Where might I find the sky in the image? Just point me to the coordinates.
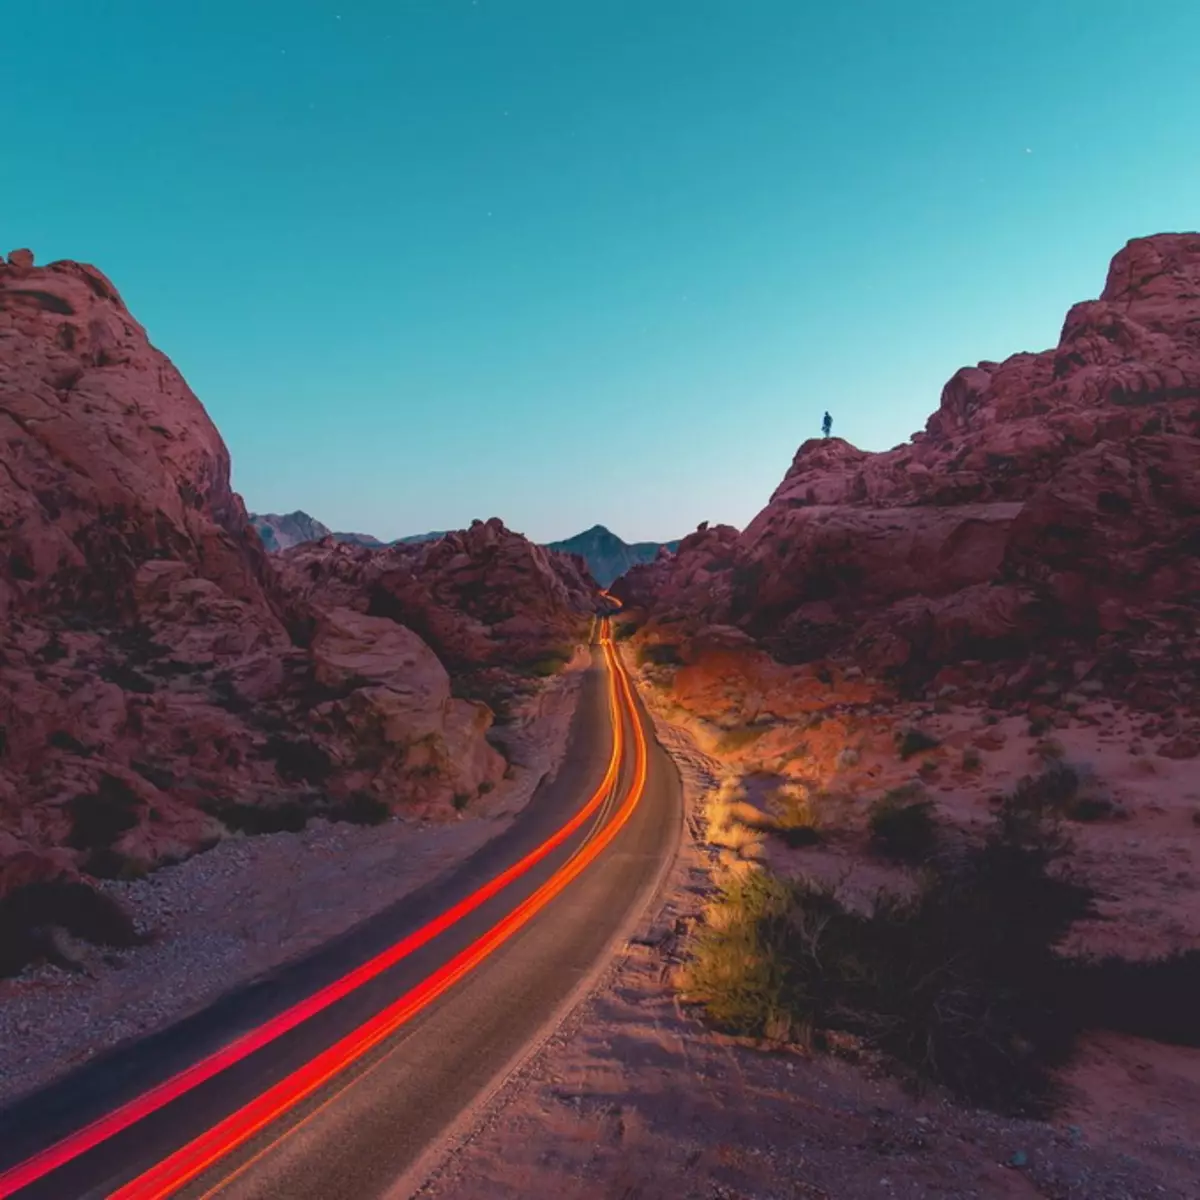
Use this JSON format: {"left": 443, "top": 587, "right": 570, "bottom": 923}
{"left": 4, "top": 1, "right": 1200, "bottom": 543}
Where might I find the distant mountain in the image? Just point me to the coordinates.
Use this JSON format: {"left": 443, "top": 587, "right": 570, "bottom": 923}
{"left": 250, "top": 513, "right": 675, "bottom": 585}
{"left": 249, "top": 513, "right": 450, "bottom": 552}
{"left": 250, "top": 511, "right": 332, "bottom": 552}
{"left": 546, "top": 524, "right": 679, "bottom": 587}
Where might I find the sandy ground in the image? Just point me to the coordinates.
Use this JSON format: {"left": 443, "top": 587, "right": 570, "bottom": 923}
{"left": 417, "top": 658, "right": 1200, "bottom": 1200}
{"left": 0, "top": 656, "right": 586, "bottom": 1108}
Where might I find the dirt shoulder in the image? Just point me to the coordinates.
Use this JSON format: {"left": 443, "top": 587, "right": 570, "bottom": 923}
{"left": 0, "top": 657, "right": 586, "bottom": 1109}
{"left": 416, "top": 656, "right": 1200, "bottom": 1200}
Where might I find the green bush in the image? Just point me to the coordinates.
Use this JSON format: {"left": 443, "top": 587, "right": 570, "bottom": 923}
{"left": 681, "top": 794, "right": 1098, "bottom": 1114}
{"left": 331, "top": 791, "right": 391, "bottom": 826}
{"left": 868, "top": 786, "right": 938, "bottom": 862}
{"left": 896, "top": 728, "right": 940, "bottom": 760}
{"left": 637, "top": 642, "right": 683, "bottom": 667}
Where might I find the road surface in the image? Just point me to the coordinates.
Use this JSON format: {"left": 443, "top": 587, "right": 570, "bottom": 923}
{"left": 0, "top": 616, "right": 681, "bottom": 1199}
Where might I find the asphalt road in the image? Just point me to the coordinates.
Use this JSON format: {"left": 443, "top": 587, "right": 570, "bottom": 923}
{"left": 0, "top": 618, "right": 682, "bottom": 1200}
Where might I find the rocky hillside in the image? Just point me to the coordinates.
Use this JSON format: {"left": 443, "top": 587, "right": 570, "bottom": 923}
{"left": 0, "top": 250, "right": 550, "bottom": 963}
{"left": 546, "top": 524, "right": 679, "bottom": 587}
{"left": 616, "top": 233, "right": 1200, "bottom": 712}
{"left": 278, "top": 519, "right": 598, "bottom": 712}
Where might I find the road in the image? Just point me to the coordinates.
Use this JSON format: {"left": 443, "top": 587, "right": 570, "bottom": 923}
{"left": 0, "top": 614, "right": 682, "bottom": 1200}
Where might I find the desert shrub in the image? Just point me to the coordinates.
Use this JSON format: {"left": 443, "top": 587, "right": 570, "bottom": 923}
{"left": 637, "top": 642, "right": 683, "bottom": 667}
{"left": 1028, "top": 715, "right": 1052, "bottom": 737}
{"left": 682, "top": 794, "right": 1096, "bottom": 1113}
{"left": 526, "top": 654, "right": 569, "bottom": 678}
{"left": 961, "top": 747, "right": 982, "bottom": 772}
{"left": 263, "top": 735, "right": 333, "bottom": 785}
{"left": 82, "top": 847, "right": 150, "bottom": 881}
{"left": 38, "top": 632, "right": 69, "bottom": 663}
{"left": 210, "top": 799, "right": 309, "bottom": 835}
{"left": 0, "top": 879, "right": 143, "bottom": 976}
{"left": 771, "top": 783, "right": 822, "bottom": 847}
{"left": 613, "top": 621, "right": 638, "bottom": 641}
{"left": 66, "top": 774, "right": 142, "bottom": 851}
{"left": 478, "top": 780, "right": 495, "bottom": 795}
{"left": 896, "top": 728, "right": 940, "bottom": 760}
{"left": 331, "top": 791, "right": 390, "bottom": 826}
{"left": 100, "top": 661, "right": 156, "bottom": 694}
{"left": 917, "top": 759, "right": 940, "bottom": 780}
{"left": 868, "top": 786, "right": 938, "bottom": 862}
{"left": 452, "top": 792, "right": 471, "bottom": 812}
{"left": 48, "top": 730, "right": 91, "bottom": 755}
{"left": 717, "top": 724, "right": 769, "bottom": 754}
{"left": 1004, "top": 762, "right": 1118, "bottom": 823}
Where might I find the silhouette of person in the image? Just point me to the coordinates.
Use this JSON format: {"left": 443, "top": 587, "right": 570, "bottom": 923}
{"left": 822, "top": 411, "right": 832, "bottom": 438}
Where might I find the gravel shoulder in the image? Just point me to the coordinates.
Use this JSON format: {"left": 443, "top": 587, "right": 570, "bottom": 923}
{"left": 0, "top": 659, "right": 586, "bottom": 1109}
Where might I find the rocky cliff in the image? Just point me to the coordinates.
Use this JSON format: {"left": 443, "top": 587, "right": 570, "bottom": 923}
{"left": 615, "top": 233, "right": 1200, "bottom": 711}
{"left": 0, "top": 250, "right": 515, "bottom": 942}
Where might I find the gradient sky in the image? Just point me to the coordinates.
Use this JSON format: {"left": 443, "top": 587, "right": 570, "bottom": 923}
{"left": 5, "top": 2, "right": 1199, "bottom": 542}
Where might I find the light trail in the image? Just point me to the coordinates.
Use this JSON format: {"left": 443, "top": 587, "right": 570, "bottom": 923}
{"left": 0, "top": 615, "right": 628, "bottom": 1199}
{"left": 109, "top": 623, "right": 649, "bottom": 1198}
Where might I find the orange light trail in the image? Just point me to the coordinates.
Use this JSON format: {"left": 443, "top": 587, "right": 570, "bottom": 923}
{"left": 0, "top": 624, "right": 630, "bottom": 1199}
{"left": 108, "top": 626, "right": 648, "bottom": 1199}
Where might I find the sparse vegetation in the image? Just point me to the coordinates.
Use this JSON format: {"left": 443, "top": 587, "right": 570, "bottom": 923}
{"left": 66, "top": 773, "right": 142, "bottom": 851}
{"left": 0, "top": 880, "right": 143, "bottom": 977}
{"left": 716, "top": 723, "right": 769, "bottom": 754}
{"left": 208, "top": 798, "right": 308, "bottom": 835}
{"left": 263, "top": 735, "right": 333, "bottom": 785}
{"left": 330, "top": 791, "right": 391, "bottom": 826}
{"left": 1002, "top": 762, "right": 1122, "bottom": 824}
{"left": 637, "top": 641, "right": 683, "bottom": 667}
{"left": 895, "top": 728, "right": 940, "bottom": 760}
{"left": 867, "top": 785, "right": 938, "bottom": 862}
{"left": 961, "top": 747, "right": 982, "bottom": 772}
{"left": 680, "top": 788, "right": 1104, "bottom": 1114}
{"left": 452, "top": 791, "right": 471, "bottom": 812}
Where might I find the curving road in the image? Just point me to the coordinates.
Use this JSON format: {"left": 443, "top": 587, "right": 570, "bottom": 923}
{"left": 0, "top": 614, "right": 681, "bottom": 1200}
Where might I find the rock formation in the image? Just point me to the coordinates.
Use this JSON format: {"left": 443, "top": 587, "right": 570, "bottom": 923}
{"left": 0, "top": 251, "right": 525, "bottom": 949}
{"left": 278, "top": 518, "right": 597, "bottom": 692}
{"left": 615, "top": 233, "right": 1200, "bottom": 709}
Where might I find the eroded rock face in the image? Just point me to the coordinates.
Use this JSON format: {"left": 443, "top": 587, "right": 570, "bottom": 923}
{"left": 0, "top": 255, "right": 519, "bottom": 919}
{"left": 615, "top": 234, "right": 1200, "bottom": 704}
{"left": 280, "top": 517, "right": 598, "bottom": 676}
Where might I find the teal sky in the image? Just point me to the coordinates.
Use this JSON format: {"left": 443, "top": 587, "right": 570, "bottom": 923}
{"left": 5, "top": 2, "right": 1199, "bottom": 542}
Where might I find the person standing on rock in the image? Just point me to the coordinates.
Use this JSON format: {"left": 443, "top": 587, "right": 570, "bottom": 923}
{"left": 822, "top": 411, "right": 832, "bottom": 438}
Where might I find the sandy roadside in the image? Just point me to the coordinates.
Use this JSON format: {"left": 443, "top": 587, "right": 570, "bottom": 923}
{"left": 0, "top": 654, "right": 587, "bottom": 1109}
{"left": 416, "top": 650, "right": 1200, "bottom": 1200}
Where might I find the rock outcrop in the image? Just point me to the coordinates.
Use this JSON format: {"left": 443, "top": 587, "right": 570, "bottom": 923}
{"left": 279, "top": 518, "right": 598, "bottom": 680}
{"left": 0, "top": 251, "right": 509, "bottom": 937}
{"left": 615, "top": 233, "right": 1200, "bottom": 706}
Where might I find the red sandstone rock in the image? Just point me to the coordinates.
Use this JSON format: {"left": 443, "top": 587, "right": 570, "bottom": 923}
{"left": 615, "top": 234, "right": 1200, "bottom": 701}
{"left": 0, "top": 254, "right": 535, "bottom": 916}
{"left": 279, "top": 517, "right": 597, "bottom": 674}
